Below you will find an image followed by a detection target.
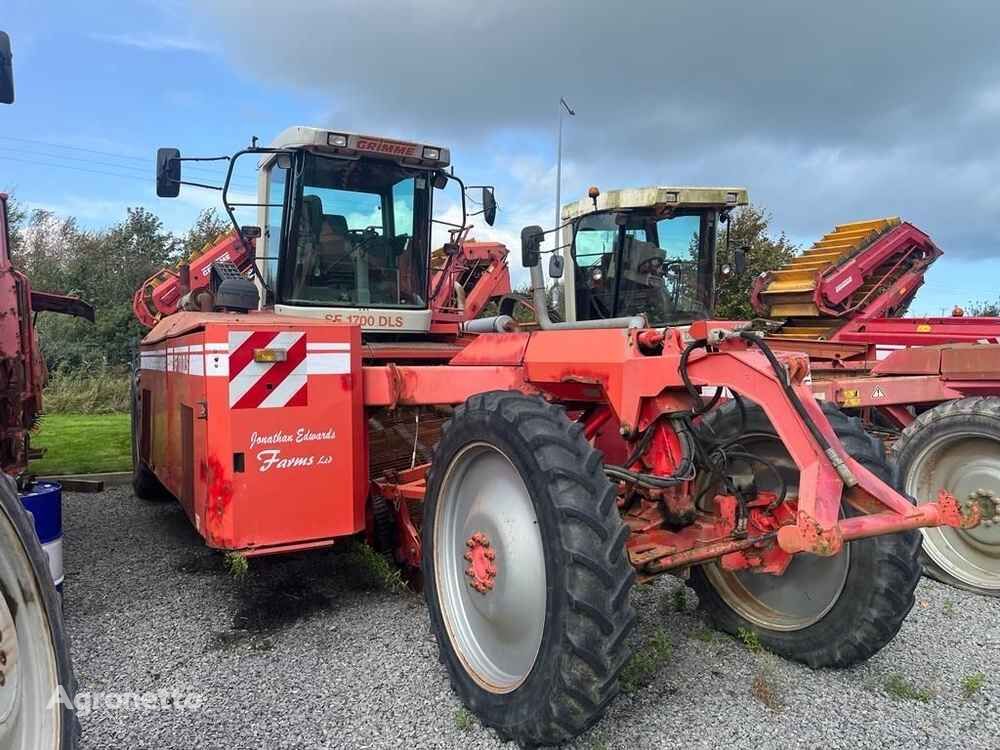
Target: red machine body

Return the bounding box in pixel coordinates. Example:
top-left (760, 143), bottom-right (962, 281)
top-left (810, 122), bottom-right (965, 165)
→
top-left (138, 311), bottom-right (366, 553)
top-left (0, 193), bottom-right (93, 474)
top-left (138, 312), bottom-right (975, 559)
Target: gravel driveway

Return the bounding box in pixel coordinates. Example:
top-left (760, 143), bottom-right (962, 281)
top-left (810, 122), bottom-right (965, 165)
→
top-left (63, 486), bottom-right (999, 749)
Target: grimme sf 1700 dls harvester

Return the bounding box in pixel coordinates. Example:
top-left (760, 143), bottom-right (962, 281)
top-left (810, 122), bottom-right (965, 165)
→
top-left (559, 188), bottom-right (1000, 598)
top-left (135, 129), bottom-right (978, 745)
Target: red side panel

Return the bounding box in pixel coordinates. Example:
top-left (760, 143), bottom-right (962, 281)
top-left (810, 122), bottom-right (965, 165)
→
top-left (139, 318), bottom-right (365, 552)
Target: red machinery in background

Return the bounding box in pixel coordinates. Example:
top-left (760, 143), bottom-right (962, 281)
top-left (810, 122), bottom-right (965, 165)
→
top-left (754, 217), bottom-right (1000, 596)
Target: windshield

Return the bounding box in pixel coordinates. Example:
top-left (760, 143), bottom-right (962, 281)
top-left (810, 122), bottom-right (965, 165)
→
top-left (280, 153), bottom-right (432, 308)
top-left (572, 209), bottom-right (717, 326)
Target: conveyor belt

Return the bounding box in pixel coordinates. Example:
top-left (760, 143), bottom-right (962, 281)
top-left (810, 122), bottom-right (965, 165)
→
top-left (751, 218), bottom-right (939, 340)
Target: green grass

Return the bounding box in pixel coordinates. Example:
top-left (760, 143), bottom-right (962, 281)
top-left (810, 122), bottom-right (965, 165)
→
top-left (885, 674), bottom-right (933, 702)
top-left (453, 707), bottom-right (475, 732)
top-left (346, 541), bottom-right (409, 593)
top-left (620, 628), bottom-right (672, 693)
top-left (961, 672), bottom-right (986, 699)
top-left (29, 412), bottom-right (131, 475)
top-left (225, 552), bottom-right (250, 580)
top-left (690, 627), bottom-right (716, 643)
top-left (738, 627), bottom-right (763, 654)
top-left (43, 369), bottom-right (131, 414)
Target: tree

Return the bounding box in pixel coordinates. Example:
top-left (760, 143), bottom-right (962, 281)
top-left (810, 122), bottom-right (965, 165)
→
top-left (180, 208), bottom-right (230, 258)
top-left (966, 299), bottom-right (1000, 317)
top-left (14, 207), bottom-right (178, 370)
top-left (713, 205), bottom-right (799, 320)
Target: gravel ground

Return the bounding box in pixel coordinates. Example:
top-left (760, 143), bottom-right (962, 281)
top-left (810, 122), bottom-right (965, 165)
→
top-left (64, 486), bottom-right (1000, 749)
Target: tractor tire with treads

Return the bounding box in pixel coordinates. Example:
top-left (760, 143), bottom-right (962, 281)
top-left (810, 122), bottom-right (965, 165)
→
top-left (423, 391), bottom-right (636, 746)
top-left (690, 400), bottom-right (921, 668)
top-left (893, 397), bottom-right (1000, 597)
top-left (0, 474), bottom-right (78, 748)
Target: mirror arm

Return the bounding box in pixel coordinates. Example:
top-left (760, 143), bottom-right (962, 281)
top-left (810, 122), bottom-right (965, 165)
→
top-left (177, 179), bottom-right (223, 192)
top-left (449, 173), bottom-right (469, 229)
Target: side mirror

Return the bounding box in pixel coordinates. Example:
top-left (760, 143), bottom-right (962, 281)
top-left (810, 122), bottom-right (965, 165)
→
top-left (156, 147), bottom-right (181, 198)
top-left (0, 31), bottom-right (14, 105)
top-left (733, 245), bottom-right (748, 275)
top-left (240, 225), bottom-right (262, 240)
top-left (443, 242), bottom-right (461, 256)
top-left (521, 225), bottom-right (543, 268)
top-left (433, 172), bottom-right (449, 190)
top-left (548, 254), bottom-right (564, 279)
top-left (482, 188), bottom-right (497, 226)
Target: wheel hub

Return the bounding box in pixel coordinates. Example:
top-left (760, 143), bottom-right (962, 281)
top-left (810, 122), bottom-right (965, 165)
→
top-left (965, 489), bottom-right (1000, 528)
top-left (464, 532), bottom-right (497, 593)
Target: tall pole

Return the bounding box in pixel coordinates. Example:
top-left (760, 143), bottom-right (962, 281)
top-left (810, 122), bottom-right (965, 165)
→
top-left (555, 97), bottom-right (575, 250)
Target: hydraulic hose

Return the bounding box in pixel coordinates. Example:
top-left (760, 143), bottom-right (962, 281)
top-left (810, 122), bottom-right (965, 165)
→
top-left (737, 330), bottom-right (857, 487)
top-left (604, 417), bottom-right (695, 489)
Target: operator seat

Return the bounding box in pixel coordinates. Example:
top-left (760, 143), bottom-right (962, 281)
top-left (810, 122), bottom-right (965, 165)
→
top-left (315, 214), bottom-right (350, 275)
top-left (292, 195), bottom-right (325, 294)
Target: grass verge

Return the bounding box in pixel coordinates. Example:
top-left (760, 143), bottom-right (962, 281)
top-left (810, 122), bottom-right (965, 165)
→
top-left (29, 412), bottom-right (131, 475)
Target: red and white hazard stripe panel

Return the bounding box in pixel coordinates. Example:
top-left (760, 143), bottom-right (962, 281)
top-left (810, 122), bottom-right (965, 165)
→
top-left (228, 331), bottom-right (308, 409)
top-left (142, 331), bottom-right (351, 409)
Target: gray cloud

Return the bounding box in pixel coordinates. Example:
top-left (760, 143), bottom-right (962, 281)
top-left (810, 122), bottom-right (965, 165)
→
top-left (193, 0), bottom-right (1000, 261)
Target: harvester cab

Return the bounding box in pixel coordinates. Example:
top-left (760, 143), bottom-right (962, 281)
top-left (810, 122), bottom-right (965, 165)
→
top-left (542, 185), bottom-right (748, 328)
top-left (155, 126), bottom-right (497, 334)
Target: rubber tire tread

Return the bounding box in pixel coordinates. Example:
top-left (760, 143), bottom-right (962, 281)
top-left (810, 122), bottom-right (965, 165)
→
top-left (689, 400), bottom-right (921, 668)
top-left (0, 474), bottom-right (79, 747)
top-left (422, 391), bottom-right (636, 747)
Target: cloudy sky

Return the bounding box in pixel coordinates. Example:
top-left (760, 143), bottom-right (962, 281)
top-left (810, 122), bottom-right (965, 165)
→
top-left (4, 0), bottom-right (1000, 312)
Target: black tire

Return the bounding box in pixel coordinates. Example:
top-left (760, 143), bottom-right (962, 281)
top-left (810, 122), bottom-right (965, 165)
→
top-left (0, 474), bottom-right (78, 748)
top-left (129, 367), bottom-right (166, 501)
top-left (366, 495), bottom-right (398, 556)
top-left (893, 397), bottom-right (1000, 597)
top-left (423, 391), bottom-right (636, 746)
top-left (689, 400), bottom-right (921, 668)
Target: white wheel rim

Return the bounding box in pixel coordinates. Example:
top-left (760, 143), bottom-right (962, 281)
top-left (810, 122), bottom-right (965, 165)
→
top-left (434, 443), bottom-right (547, 693)
top-left (0, 504), bottom-right (62, 748)
top-left (702, 432), bottom-right (850, 631)
top-left (907, 430), bottom-right (1000, 592)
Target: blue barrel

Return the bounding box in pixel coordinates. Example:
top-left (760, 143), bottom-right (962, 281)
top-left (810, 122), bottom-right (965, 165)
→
top-left (20, 481), bottom-right (64, 594)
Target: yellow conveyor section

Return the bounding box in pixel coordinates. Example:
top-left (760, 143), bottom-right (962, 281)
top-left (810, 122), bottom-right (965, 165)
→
top-left (758, 217), bottom-right (901, 327)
